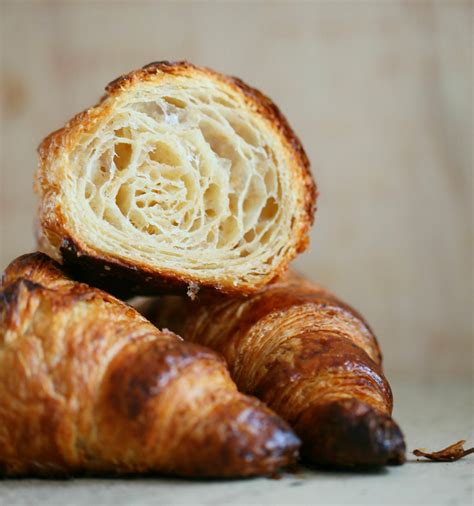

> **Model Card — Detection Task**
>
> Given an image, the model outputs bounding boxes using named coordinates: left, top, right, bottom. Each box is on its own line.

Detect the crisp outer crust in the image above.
left=148, top=272, right=406, bottom=468
left=0, top=253, right=300, bottom=477
left=36, top=61, right=317, bottom=297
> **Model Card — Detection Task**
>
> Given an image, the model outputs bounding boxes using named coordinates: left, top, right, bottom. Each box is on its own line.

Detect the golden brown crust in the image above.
left=0, top=253, right=300, bottom=477
left=36, top=61, right=317, bottom=297
left=148, top=272, right=406, bottom=468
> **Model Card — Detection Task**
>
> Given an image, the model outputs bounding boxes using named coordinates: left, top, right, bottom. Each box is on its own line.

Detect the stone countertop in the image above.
left=1, top=378, right=472, bottom=506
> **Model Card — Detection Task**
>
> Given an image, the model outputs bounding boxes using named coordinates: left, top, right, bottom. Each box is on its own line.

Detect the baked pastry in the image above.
left=0, top=253, right=300, bottom=477
left=36, top=61, right=316, bottom=297
left=148, top=272, right=406, bottom=468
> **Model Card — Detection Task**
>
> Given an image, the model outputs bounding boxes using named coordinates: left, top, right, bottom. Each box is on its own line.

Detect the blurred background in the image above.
left=1, top=1, right=472, bottom=381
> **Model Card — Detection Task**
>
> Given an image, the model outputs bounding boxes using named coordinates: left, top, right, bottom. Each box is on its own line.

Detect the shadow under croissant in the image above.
left=0, top=471, right=283, bottom=482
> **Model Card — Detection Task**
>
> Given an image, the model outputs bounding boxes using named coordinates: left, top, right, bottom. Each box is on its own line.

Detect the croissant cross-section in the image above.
left=36, top=61, right=316, bottom=295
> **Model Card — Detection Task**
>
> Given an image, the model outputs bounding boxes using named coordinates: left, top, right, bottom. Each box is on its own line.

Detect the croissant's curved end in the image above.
left=36, top=61, right=317, bottom=296
left=297, top=399, right=406, bottom=468
left=169, top=397, right=301, bottom=477
left=0, top=253, right=300, bottom=477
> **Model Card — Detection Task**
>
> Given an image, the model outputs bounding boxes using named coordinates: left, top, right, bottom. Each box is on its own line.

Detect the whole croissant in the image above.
left=36, top=61, right=316, bottom=297
left=150, top=273, right=406, bottom=467
left=0, top=253, right=299, bottom=477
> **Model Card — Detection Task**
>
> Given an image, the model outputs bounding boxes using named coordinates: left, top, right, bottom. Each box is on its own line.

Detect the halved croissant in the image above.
left=0, top=253, right=300, bottom=477
left=36, top=61, right=316, bottom=297
left=149, top=272, right=406, bottom=468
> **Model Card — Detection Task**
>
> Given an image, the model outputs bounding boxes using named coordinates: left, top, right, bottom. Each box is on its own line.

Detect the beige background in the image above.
left=1, top=1, right=472, bottom=380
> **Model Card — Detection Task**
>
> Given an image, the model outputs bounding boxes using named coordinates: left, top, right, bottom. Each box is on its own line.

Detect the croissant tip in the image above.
left=224, top=402, right=302, bottom=476
left=162, top=396, right=301, bottom=478
left=299, top=399, right=406, bottom=468
left=265, top=418, right=301, bottom=465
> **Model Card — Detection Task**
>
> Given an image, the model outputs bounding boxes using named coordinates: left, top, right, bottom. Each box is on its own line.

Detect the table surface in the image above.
left=1, top=378, right=473, bottom=506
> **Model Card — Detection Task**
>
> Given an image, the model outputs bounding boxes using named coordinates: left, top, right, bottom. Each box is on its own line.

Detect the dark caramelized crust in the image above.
left=0, top=253, right=300, bottom=477
left=149, top=272, right=406, bottom=468
left=296, top=399, right=405, bottom=467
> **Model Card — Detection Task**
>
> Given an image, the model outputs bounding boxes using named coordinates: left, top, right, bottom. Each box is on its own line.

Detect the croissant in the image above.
left=35, top=61, right=316, bottom=297
left=149, top=272, right=406, bottom=468
left=0, top=253, right=300, bottom=477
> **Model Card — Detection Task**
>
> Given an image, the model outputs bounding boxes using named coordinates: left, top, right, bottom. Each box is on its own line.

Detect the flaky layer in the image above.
left=36, top=61, right=316, bottom=295
left=0, top=253, right=299, bottom=477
